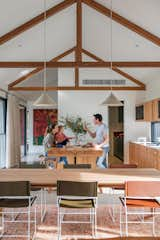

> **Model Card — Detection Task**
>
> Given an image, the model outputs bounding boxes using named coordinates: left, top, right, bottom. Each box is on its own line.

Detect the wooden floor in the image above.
left=78, top=237, right=160, bottom=240
left=108, top=155, right=123, bottom=165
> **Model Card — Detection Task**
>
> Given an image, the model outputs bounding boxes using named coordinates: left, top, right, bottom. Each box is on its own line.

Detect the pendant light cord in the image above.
left=110, top=0, right=113, bottom=92
left=43, top=0, right=47, bottom=92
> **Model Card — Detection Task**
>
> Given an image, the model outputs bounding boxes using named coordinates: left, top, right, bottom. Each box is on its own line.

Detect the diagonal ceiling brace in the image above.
left=82, top=48, right=146, bottom=89
left=8, top=47, right=76, bottom=88
left=0, top=0, right=76, bottom=45
left=82, top=0, right=160, bottom=47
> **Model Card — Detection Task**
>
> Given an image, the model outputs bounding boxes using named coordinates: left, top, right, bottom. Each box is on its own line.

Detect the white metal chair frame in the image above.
left=120, top=196, right=160, bottom=237
left=109, top=187, right=124, bottom=222
left=38, top=188, right=47, bottom=222
left=57, top=195, right=98, bottom=240
left=0, top=196, right=37, bottom=240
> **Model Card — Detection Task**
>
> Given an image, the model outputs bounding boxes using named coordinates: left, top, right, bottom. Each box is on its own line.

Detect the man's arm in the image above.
left=96, top=133, right=109, bottom=148
left=83, top=123, right=96, bottom=138
left=87, top=129, right=96, bottom=138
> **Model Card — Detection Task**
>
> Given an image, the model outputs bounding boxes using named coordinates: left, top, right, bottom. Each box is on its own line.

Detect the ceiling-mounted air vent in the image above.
left=82, top=79, right=126, bottom=85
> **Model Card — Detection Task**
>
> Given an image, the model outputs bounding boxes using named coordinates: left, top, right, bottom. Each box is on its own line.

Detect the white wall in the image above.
left=0, top=89, right=6, bottom=98
left=145, top=73, right=160, bottom=101
left=58, top=90, right=150, bottom=163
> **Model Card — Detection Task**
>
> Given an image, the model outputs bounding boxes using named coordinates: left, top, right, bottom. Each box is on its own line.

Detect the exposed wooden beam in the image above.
left=2, top=61, right=160, bottom=68
left=75, top=0, right=82, bottom=87
left=82, top=0, right=160, bottom=47
left=0, top=0, right=76, bottom=45
left=9, top=86, right=145, bottom=91
left=82, top=49, right=102, bottom=62
left=76, top=0, right=82, bottom=62
left=52, top=47, right=76, bottom=62
left=82, top=49, right=145, bottom=88
left=112, top=67, right=145, bottom=88
left=75, top=67, right=79, bottom=87
left=8, top=47, right=76, bottom=88
left=8, top=67, right=43, bottom=88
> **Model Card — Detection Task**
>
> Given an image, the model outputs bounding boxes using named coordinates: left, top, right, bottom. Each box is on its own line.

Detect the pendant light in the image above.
left=101, top=0, right=123, bottom=107
left=33, top=0, right=56, bottom=107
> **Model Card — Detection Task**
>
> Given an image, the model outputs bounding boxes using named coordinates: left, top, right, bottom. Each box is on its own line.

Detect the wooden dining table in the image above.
left=0, top=168, right=160, bottom=188
left=48, top=146, right=103, bottom=168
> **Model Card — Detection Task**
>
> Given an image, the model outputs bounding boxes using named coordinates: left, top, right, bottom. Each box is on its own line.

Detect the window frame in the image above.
left=0, top=97, right=7, bottom=135
left=0, top=97, right=7, bottom=168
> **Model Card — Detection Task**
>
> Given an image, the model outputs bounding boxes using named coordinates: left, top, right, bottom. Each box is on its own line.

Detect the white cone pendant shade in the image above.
left=101, top=92, right=123, bottom=106
left=33, top=93, right=57, bottom=107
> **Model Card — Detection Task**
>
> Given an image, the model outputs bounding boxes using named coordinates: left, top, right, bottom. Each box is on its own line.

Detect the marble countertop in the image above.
left=131, top=141, right=160, bottom=150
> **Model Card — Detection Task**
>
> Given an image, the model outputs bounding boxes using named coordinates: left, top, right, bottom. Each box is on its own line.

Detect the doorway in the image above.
left=108, top=104, right=124, bottom=165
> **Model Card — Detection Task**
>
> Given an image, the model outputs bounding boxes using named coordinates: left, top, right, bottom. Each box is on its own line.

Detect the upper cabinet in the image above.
left=152, top=99, right=160, bottom=122
left=135, top=98, right=160, bottom=122
left=144, top=101, right=153, bottom=122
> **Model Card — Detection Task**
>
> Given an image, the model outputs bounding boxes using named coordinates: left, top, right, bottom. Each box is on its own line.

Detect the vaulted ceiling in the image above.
left=0, top=0, right=160, bottom=100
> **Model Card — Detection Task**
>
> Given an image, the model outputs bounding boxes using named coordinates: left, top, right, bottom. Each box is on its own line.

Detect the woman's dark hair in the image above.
left=93, top=113, right=103, bottom=122
left=47, top=127, right=52, bottom=134
left=47, top=124, right=56, bottom=133
left=57, top=125, right=64, bottom=132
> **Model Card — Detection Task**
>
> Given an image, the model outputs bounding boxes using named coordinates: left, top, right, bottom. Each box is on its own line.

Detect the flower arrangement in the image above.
left=60, top=116, right=88, bottom=135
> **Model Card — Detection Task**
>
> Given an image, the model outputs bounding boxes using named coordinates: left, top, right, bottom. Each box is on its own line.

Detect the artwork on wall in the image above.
left=33, top=109, right=58, bottom=145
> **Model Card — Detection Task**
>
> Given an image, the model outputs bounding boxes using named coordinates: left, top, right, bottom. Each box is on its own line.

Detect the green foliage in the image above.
left=60, top=116, right=88, bottom=135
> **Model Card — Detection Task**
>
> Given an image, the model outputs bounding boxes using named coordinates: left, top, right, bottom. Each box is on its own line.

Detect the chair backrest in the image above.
left=0, top=181, right=30, bottom=197
left=20, top=162, right=46, bottom=168
left=57, top=181, right=97, bottom=197
left=63, top=164, right=91, bottom=169
left=125, top=181, right=160, bottom=197
left=110, top=163, right=137, bottom=168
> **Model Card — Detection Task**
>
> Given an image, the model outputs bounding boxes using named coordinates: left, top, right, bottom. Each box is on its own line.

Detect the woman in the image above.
left=43, top=125, right=58, bottom=156
left=40, top=125, right=58, bottom=167
left=55, top=125, right=73, bottom=146
left=55, top=125, right=73, bottom=165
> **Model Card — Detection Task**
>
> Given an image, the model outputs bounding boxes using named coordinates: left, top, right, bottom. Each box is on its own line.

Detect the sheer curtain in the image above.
left=0, top=99, right=6, bottom=168
left=6, top=95, right=21, bottom=168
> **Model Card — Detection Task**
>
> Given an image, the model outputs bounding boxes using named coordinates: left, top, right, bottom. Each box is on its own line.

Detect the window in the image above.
left=0, top=98, right=6, bottom=168
left=151, top=122, right=160, bottom=143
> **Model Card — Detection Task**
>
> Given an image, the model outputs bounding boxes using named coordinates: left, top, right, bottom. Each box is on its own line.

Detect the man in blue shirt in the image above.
left=84, top=114, right=109, bottom=168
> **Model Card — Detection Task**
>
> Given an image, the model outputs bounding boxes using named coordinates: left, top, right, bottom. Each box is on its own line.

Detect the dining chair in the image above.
left=0, top=181, right=37, bottom=240
left=120, top=181, right=160, bottom=236
left=110, top=163, right=137, bottom=169
left=57, top=180, right=98, bottom=240
left=109, top=163, right=137, bottom=190
left=63, top=163, right=91, bottom=169
left=20, top=162, right=47, bottom=222
left=105, top=164, right=137, bottom=222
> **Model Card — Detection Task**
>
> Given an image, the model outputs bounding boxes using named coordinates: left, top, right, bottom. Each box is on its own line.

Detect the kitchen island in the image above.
left=129, top=142, right=160, bottom=169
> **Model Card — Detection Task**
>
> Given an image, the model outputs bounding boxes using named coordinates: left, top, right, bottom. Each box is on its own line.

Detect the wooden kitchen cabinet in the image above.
left=129, top=142, right=160, bottom=169
left=129, top=142, right=146, bottom=168
left=152, top=98, right=160, bottom=122
left=146, top=148, right=158, bottom=169
left=136, top=98, right=160, bottom=122
left=129, top=142, right=136, bottom=164
left=144, top=101, right=153, bottom=122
